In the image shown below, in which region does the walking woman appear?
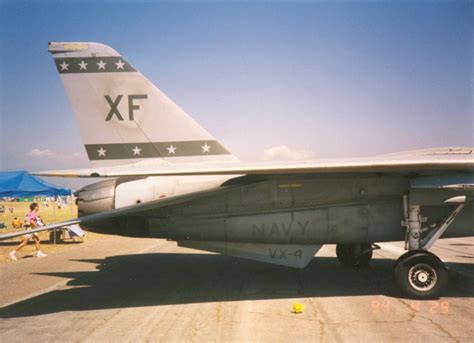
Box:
[9,202,47,260]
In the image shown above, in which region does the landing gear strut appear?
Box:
[393,195,466,299]
[336,243,374,267]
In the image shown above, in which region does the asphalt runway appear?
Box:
[0,236,473,342]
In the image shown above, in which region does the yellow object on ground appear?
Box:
[292,303,304,314]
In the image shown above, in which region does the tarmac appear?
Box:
[0,236,473,342]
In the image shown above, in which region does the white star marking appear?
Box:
[97,60,107,70]
[78,60,88,70]
[97,147,107,157]
[201,143,211,153]
[167,145,176,154]
[132,146,142,156]
[59,61,69,71]
[115,60,125,70]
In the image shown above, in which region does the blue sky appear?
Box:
[1,0,473,177]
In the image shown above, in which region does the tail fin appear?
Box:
[48,42,237,166]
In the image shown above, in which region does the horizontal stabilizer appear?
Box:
[178,241,322,268]
[0,183,240,241]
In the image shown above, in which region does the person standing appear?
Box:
[9,202,47,260]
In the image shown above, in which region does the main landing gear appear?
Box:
[335,195,466,300]
[393,196,466,299]
[336,243,376,267]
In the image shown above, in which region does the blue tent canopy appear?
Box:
[0,171,71,197]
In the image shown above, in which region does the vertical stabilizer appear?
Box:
[48,42,237,167]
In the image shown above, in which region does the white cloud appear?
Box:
[27,149,86,160]
[27,148,55,158]
[262,145,314,161]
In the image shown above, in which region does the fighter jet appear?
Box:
[2,42,473,300]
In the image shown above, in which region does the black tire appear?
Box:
[394,250,448,300]
[394,249,421,268]
[336,243,373,267]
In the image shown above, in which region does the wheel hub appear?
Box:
[408,263,437,292]
[417,271,428,283]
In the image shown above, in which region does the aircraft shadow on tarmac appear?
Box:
[1,253,473,318]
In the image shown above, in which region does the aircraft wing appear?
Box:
[0,184,238,241]
[33,148,474,178]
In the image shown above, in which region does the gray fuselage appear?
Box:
[78,173,474,244]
